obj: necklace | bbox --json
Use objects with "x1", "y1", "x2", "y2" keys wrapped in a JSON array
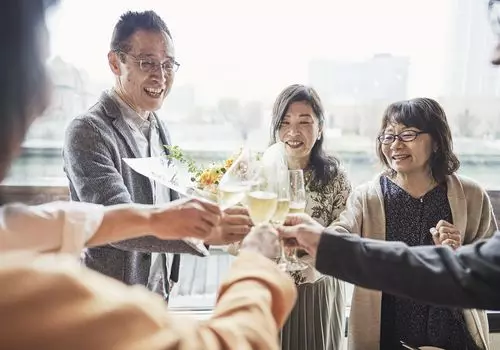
[{"x1": 394, "y1": 176, "x2": 437, "y2": 200}]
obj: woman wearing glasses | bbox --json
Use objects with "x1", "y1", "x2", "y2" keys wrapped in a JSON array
[
  {"x1": 269, "y1": 84, "x2": 352, "y2": 350},
  {"x1": 331, "y1": 97, "x2": 495, "y2": 349}
]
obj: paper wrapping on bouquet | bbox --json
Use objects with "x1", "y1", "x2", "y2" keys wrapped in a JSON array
[
  {"x1": 123, "y1": 156, "x2": 210, "y2": 256},
  {"x1": 261, "y1": 141, "x2": 289, "y2": 181}
]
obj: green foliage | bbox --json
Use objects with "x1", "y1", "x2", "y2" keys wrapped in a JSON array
[{"x1": 164, "y1": 145, "x2": 202, "y2": 176}]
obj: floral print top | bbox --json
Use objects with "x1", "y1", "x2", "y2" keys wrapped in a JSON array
[{"x1": 289, "y1": 167, "x2": 352, "y2": 285}]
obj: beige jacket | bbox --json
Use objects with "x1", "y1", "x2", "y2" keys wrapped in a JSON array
[
  {"x1": 331, "y1": 173, "x2": 497, "y2": 350},
  {"x1": 0, "y1": 250, "x2": 297, "y2": 350}
]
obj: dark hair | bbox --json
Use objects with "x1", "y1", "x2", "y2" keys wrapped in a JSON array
[
  {"x1": 110, "y1": 10, "x2": 171, "y2": 55},
  {"x1": 269, "y1": 84, "x2": 341, "y2": 186},
  {"x1": 376, "y1": 97, "x2": 460, "y2": 182},
  {"x1": 0, "y1": 0, "x2": 57, "y2": 188}
]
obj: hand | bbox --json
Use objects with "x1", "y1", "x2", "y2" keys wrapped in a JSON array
[
  {"x1": 430, "y1": 220, "x2": 462, "y2": 250},
  {"x1": 277, "y1": 214, "x2": 325, "y2": 257},
  {"x1": 240, "y1": 224, "x2": 280, "y2": 259},
  {"x1": 150, "y1": 198, "x2": 222, "y2": 240},
  {"x1": 204, "y1": 206, "x2": 252, "y2": 245}
]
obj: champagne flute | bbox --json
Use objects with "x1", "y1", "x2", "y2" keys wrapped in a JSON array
[
  {"x1": 286, "y1": 169, "x2": 308, "y2": 271},
  {"x1": 269, "y1": 167, "x2": 291, "y2": 270},
  {"x1": 246, "y1": 165, "x2": 278, "y2": 225},
  {"x1": 220, "y1": 148, "x2": 262, "y2": 254},
  {"x1": 217, "y1": 147, "x2": 257, "y2": 210}
]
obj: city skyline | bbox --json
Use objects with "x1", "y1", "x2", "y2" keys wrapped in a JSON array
[
  {"x1": 46, "y1": 0, "x2": 470, "y2": 103},
  {"x1": 445, "y1": 0, "x2": 500, "y2": 97}
]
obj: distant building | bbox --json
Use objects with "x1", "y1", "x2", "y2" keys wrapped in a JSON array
[
  {"x1": 308, "y1": 53, "x2": 410, "y2": 105},
  {"x1": 26, "y1": 57, "x2": 95, "y2": 141},
  {"x1": 308, "y1": 54, "x2": 409, "y2": 136},
  {"x1": 444, "y1": 0, "x2": 500, "y2": 97}
]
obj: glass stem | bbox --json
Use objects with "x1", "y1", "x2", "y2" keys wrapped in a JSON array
[{"x1": 280, "y1": 239, "x2": 288, "y2": 261}]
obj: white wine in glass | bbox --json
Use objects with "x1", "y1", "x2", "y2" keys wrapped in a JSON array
[
  {"x1": 270, "y1": 167, "x2": 296, "y2": 272},
  {"x1": 217, "y1": 147, "x2": 259, "y2": 210},
  {"x1": 272, "y1": 198, "x2": 291, "y2": 223},
  {"x1": 218, "y1": 183, "x2": 248, "y2": 210},
  {"x1": 289, "y1": 201, "x2": 306, "y2": 214},
  {"x1": 287, "y1": 169, "x2": 308, "y2": 271},
  {"x1": 247, "y1": 190, "x2": 278, "y2": 224}
]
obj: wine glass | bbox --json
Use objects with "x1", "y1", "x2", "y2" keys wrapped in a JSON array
[
  {"x1": 218, "y1": 147, "x2": 258, "y2": 210},
  {"x1": 286, "y1": 169, "x2": 308, "y2": 271},
  {"x1": 263, "y1": 143, "x2": 305, "y2": 271},
  {"x1": 270, "y1": 167, "x2": 294, "y2": 271},
  {"x1": 246, "y1": 165, "x2": 278, "y2": 225},
  {"x1": 219, "y1": 148, "x2": 261, "y2": 254},
  {"x1": 225, "y1": 164, "x2": 278, "y2": 255}
]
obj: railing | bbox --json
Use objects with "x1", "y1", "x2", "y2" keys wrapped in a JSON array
[{"x1": 2, "y1": 185, "x2": 499, "y2": 222}]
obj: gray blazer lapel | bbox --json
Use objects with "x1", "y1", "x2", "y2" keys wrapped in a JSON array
[
  {"x1": 99, "y1": 92, "x2": 142, "y2": 159},
  {"x1": 154, "y1": 114, "x2": 172, "y2": 149}
]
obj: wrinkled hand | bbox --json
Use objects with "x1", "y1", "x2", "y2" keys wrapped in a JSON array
[
  {"x1": 150, "y1": 197, "x2": 221, "y2": 240},
  {"x1": 204, "y1": 206, "x2": 252, "y2": 245},
  {"x1": 240, "y1": 224, "x2": 280, "y2": 259},
  {"x1": 430, "y1": 220, "x2": 462, "y2": 250},
  {"x1": 277, "y1": 214, "x2": 325, "y2": 257}
]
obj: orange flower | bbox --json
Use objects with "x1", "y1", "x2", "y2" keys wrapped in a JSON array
[
  {"x1": 195, "y1": 153, "x2": 240, "y2": 191},
  {"x1": 224, "y1": 158, "x2": 234, "y2": 169}
]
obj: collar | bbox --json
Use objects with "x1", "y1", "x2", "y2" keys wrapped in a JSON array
[{"x1": 107, "y1": 89, "x2": 153, "y2": 131}]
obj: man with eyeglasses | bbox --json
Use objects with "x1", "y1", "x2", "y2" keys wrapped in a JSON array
[
  {"x1": 277, "y1": 0, "x2": 500, "y2": 311},
  {"x1": 63, "y1": 10, "x2": 252, "y2": 299}
]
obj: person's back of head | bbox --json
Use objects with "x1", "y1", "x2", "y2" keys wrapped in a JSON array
[{"x1": 0, "y1": 0, "x2": 57, "y2": 183}]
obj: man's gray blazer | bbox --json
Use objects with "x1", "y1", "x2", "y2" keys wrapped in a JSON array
[{"x1": 63, "y1": 92, "x2": 202, "y2": 292}]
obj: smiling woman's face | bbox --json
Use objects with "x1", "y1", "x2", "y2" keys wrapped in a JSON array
[
  {"x1": 381, "y1": 122, "x2": 434, "y2": 176},
  {"x1": 278, "y1": 101, "x2": 321, "y2": 160}
]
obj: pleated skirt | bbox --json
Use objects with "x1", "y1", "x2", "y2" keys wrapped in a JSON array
[{"x1": 280, "y1": 276, "x2": 345, "y2": 350}]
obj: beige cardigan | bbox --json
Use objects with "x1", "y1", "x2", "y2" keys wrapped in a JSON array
[
  {"x1": 331, "y1": 173, "x2": 498, "y2": 350},
  {"x1": 0, "y1": 250, "x2": 296, "y2": 350}
]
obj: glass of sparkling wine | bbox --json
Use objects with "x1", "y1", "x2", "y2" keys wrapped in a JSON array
[
  {"x1": 286, "y1": 169, "x2": 308, "y2": 271},
  {"x1": 218, "y1": 183, "x2": 249, "y2": 210},
  {"x1": 217, "y1": 147, "x2": 257, "y2": 210},
  {"x1": 246, "y1": 166, "x2": 278, "y2": 225},
  {"x1": 270, "y1": 168, "x2": 296, "y2": 271}
]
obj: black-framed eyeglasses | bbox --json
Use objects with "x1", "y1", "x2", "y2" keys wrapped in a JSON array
[
  {"x1": 489, "y1": 0, "x2": 500, "y2": 36},
  {"x1": 117, "y1": 51, "x2": 180, "y2": 73},
  {"x1": 377, "y1": 130, "x2": 428, "y2": 145}
]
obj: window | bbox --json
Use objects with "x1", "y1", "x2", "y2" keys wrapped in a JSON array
[{"x1": 6, "y1": 0, "x2": 500, "y2": 310}]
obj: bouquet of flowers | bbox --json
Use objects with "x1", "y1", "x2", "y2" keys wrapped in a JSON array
[{"x1": 165, "y1": 145, "x2": 239, "y2": 202}]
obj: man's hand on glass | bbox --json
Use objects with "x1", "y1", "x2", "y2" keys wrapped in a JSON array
[
  {"x1": 277, "y1": 214, "x2": 325, "y2": 258},
  {"x1": 204, "y1": 206, "x2": 252, "y2": 245},
  {"x1": 149, "y1": 197, "x2": 222, "y2": 240}
]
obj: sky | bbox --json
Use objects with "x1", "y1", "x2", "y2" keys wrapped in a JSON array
[{"x1": 46, "y1": 0, "x2": 461, "y2": 103}]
